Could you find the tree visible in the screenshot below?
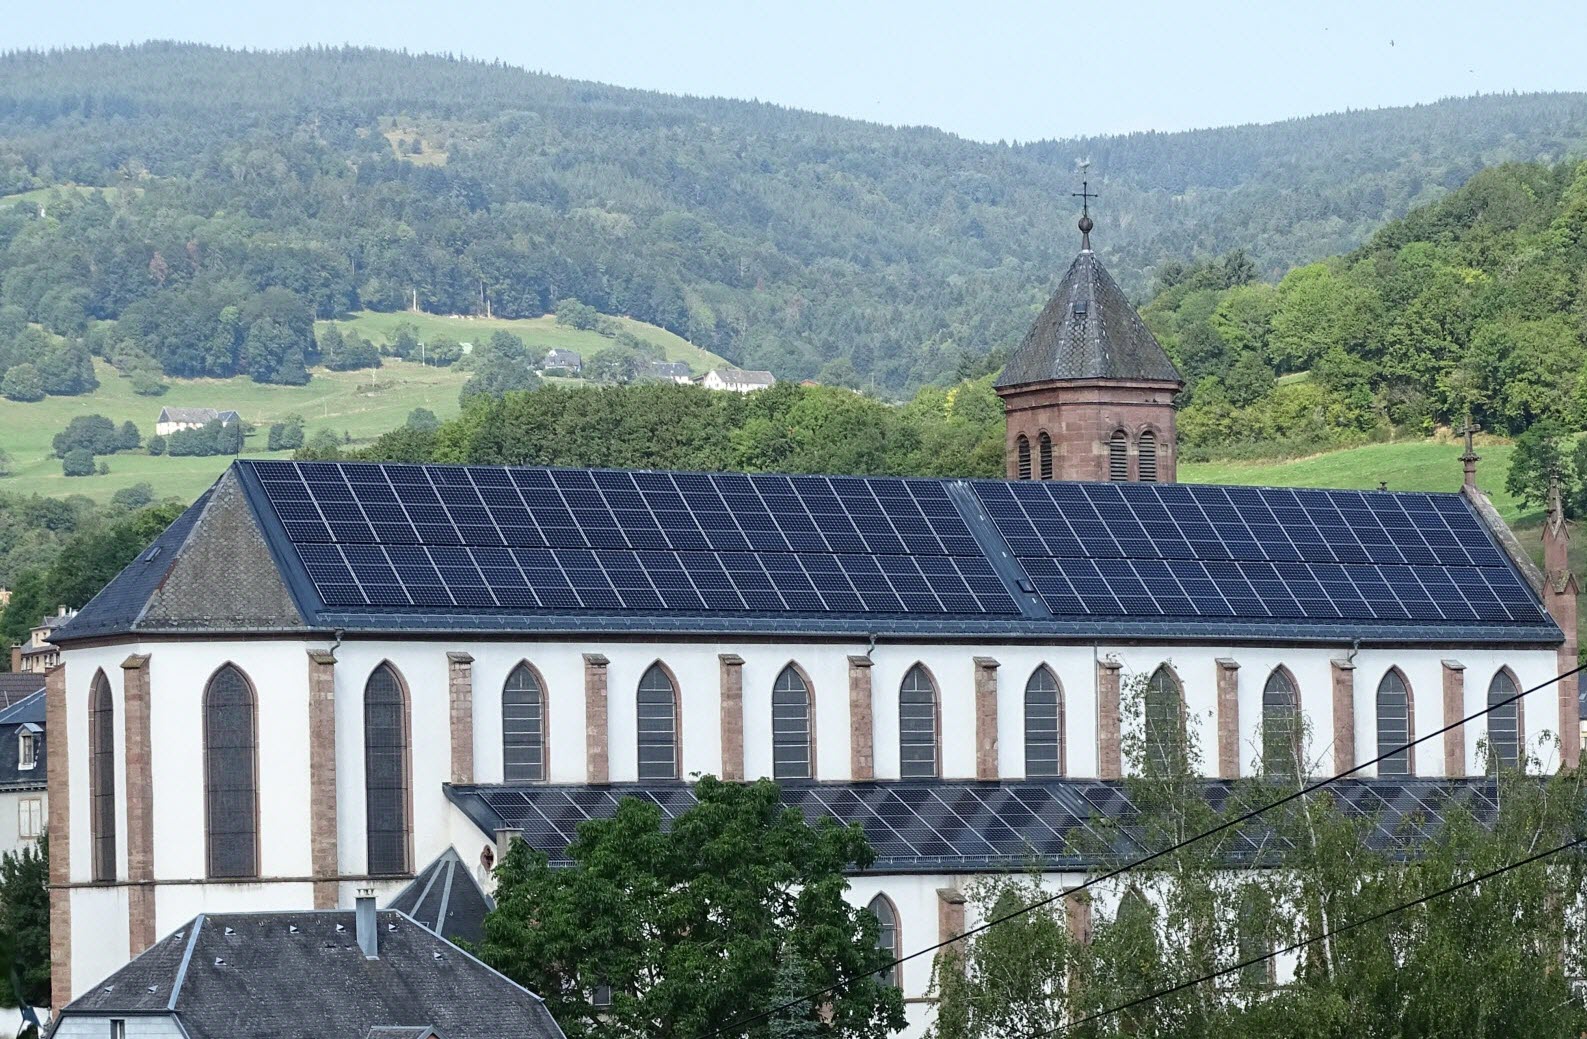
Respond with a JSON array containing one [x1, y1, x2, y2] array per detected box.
[[295, 428, 346, 461], [110, 484, 156, 510], [1, 365, 43, 403], [267, 414, 306, 451], [389, 322, 421, 359], [421, 335, 463, 367], [586, 346, 646, 385], [1505, 420, 1573, 513], [37, 342, 97, 396], [117, 421, 141, 452], [61, 449, 94, 477], [0, 840, 49, 1010], [481, 776, 906, 1039], [52, 415, 121, 458], [460, 344, 542, 403], [554, 297, 600, 331], [406, 408, 439, 431], [147, 435, 166, 456], [216, 419, 243, 455]]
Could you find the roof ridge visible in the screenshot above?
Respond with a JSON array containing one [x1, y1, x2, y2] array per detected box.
[[168, 914, 204, 1010]]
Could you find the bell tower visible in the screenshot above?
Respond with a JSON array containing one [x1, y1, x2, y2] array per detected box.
[[995, 185, 1183, 482]]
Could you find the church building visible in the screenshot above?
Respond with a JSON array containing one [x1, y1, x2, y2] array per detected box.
[[46, 216, 1579, 1036]]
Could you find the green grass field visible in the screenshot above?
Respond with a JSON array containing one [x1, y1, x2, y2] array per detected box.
[[1, 357, 471, 504], [0, 310, 724, 505], [1182, 438, 1526, 523], [321, 311, 727, 374]]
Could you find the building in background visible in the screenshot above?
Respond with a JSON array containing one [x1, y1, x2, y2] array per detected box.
[[154, 408, 241, 438], [0, 688, 45, 859], [10, 606, 75, 674], [700, 367, 776, 392]]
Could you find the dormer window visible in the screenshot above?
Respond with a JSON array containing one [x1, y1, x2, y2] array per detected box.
[[17, 727, 38, 771]]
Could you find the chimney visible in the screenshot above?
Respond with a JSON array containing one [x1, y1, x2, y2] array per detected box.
[[494, 827, 522, 867], [355, 888, 378, 959]]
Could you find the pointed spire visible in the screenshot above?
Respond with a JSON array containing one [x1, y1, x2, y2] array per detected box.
[[1544, 465, 1573, 589]]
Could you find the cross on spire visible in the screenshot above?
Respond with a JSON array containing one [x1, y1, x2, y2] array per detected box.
[[1072, 173, 1098, 251]]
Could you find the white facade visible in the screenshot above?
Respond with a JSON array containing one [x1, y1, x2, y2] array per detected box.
[[56, 632, 1563, 1032]]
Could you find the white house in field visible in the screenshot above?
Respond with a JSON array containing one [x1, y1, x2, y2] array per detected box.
[[700, 367, 776, 392], [45, 220, 1578, 1037], [154, 407, 240, 438]]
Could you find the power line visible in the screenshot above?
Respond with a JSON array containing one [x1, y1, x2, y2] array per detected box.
[[1032, 830, 1587, 1038], [700, 660, 1586, 1039]]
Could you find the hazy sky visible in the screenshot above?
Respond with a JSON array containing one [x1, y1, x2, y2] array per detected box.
[[9, 0, 1587, 142]]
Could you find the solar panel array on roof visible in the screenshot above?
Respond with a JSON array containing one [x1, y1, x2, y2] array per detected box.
[[971, 480, 1546, 627], [231, 459, 1555, 641], [448, 779, 1501, 872], [248, 461, 1019, 616]]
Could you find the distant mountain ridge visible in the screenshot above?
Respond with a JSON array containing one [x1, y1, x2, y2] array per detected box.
[[1, 43, 1586, 389]]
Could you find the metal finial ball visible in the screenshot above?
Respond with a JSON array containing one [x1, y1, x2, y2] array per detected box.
[[1078, 215, 1094, 234]]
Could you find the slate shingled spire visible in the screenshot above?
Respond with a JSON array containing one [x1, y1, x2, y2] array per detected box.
[[995, 195, 1185, 482], [994, 239, 1181, 387]]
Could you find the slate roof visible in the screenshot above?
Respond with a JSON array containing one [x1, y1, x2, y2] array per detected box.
[[158, 407, 240, 424], [386, 847, 493, 947], [0, 674, 45, 710], [996, 249, 1182, 388], [449, 777, 1507, 875], [0, 689, 45, 792], [52, 459, 1561, 647], [55, 910, 564, 1039]]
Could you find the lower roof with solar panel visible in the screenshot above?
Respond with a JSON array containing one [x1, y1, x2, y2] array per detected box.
[[56, 458, 1562, 647], [446, 778, 1502, 874]]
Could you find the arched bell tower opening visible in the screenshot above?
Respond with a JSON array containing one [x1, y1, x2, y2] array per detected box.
[[995, 188, 1183, 483]]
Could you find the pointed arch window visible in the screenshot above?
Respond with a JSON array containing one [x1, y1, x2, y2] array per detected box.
[[868, 895, 900, 987], [1143, 667, 1184, 775], [772, 665, 813, 780], [1236, 886, 1274, 988], [1016, 435, 1032, 480], [1376, 670, 1413, 777], [1109, 430, 1129, 481], [503, 664, 546, 783], [1261, 669, 1301, 778], [1038, 432, 1054, 480], [1487, 670, 1521, 770], [638, 664, 680, 780], [1024, 666, 1064, 777], [89, 671, 116, 883], [364, 663, 411, 876], [1138, 430, 1158, 483], [204, 664, 258, 879], [504, 666, 549, 780], [899, 665, 939, 779]]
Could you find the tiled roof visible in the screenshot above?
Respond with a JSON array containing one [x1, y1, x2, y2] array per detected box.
[[996, 249, 1182, 388], [386, 847, 493, 947], [57, 910, 564, 1039], [448, 778, 1506, 874], [0, 674, 45, 709]]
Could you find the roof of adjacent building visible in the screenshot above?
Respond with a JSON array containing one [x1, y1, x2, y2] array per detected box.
[[707, 367, 776, 387], [385, 847, 493, 947], [647, 361, 692, 378], [158, 407, 240, 424], [996, 248, 1182, 388], [0, 674, 45, 709], [52, 459, 1559, 646], [448, 778, 1506, 875], [543, 349, 581, 364], [0, 689, 45, 793], [54, 910, 563, 1039]]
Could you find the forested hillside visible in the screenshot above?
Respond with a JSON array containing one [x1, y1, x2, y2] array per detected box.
[[3, 44, 1587, 390], [1146, 160, 1587, 461]]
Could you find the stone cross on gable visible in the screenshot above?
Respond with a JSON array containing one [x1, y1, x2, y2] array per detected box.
[[1459, 414, 1481, 488]]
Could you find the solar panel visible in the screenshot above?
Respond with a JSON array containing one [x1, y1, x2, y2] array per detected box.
[[972, 480, 1548, 628], [248, 461, 1019, 617], [455, 778, 1501, 872]]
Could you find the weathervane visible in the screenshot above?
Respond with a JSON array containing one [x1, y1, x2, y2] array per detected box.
[[1072, 161, 1097, 250]]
